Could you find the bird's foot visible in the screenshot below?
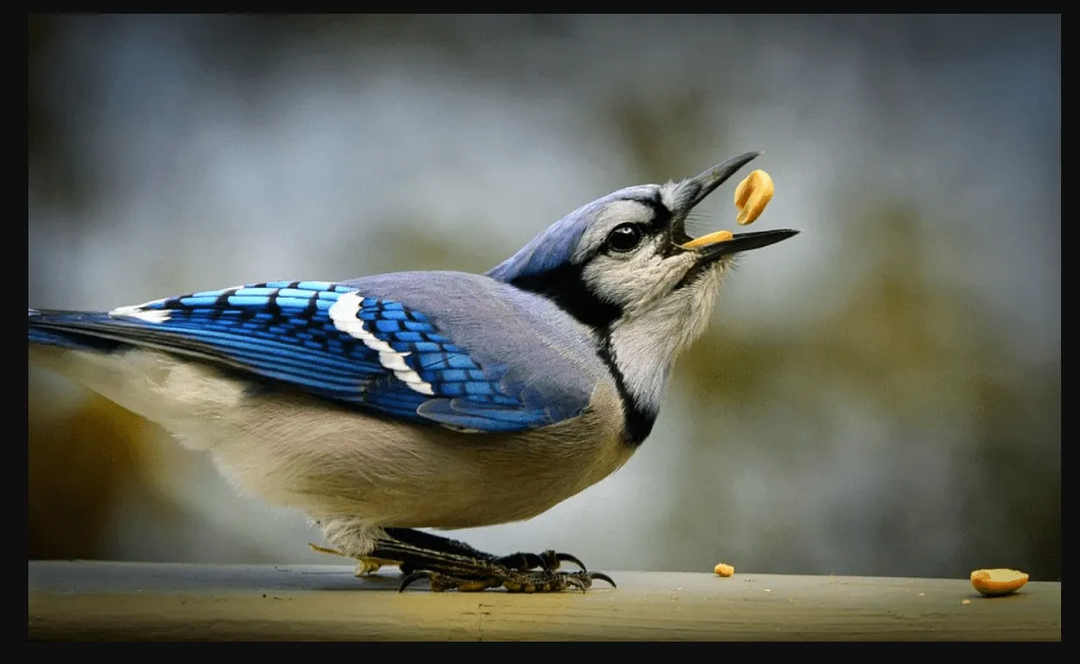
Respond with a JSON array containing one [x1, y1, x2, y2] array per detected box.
[[399, 568, 616, 593], [492, 549, 587, 573], [368, 528, 616, 593]]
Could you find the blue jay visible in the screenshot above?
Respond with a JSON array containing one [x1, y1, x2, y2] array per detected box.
[[28, 152, 797, 593]]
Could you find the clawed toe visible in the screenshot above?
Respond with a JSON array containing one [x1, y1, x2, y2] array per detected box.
[[399, 570, 500, 593], [399, 567, 616, 593], [399, 569, 432, 592], [372, 529, 613, 594], [585, 571, 616, 588], [552, 551, 587, 571], [500, 570, 615, 593], [494, 549, 588, 572]]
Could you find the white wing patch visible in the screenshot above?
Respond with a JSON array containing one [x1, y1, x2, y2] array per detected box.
[[109, 302, 172, 324], [328, 292, 436, 396]]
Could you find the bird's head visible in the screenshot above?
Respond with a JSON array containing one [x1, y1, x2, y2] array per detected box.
[[487, 152, 798, 442]]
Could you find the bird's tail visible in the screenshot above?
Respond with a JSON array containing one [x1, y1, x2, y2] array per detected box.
[[28, 308, 128, 353], [29, 307, 237, 454]]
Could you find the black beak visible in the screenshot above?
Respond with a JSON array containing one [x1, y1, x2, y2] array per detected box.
[[680, 152, 764, 211], [672, 152, 799, 260], [697, 228, 800, 260]]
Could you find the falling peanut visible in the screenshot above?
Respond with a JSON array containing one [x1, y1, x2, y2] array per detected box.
[[970, 568, 1029, 596], [714, 562, 735, 577], [734, 169, 774, 226], [679, 168, 775, 249]]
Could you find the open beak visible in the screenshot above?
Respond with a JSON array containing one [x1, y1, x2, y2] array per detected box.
[[672, 152, 799, 259]]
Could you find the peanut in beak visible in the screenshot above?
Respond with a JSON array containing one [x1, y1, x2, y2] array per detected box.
[[679, 169, 775, 250], [681, 229, 734, 250]]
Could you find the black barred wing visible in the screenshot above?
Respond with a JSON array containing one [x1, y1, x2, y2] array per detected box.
[[28, 280, 586, 432]]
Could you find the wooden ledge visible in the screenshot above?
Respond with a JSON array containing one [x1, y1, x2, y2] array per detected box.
[[28, 561, 1061, 641]]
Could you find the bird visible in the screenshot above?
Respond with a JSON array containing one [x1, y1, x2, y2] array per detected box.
[[28, 151, 798, 593]]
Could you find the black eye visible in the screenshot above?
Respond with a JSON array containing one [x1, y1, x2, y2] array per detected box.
[[606, 224, 643, 253]]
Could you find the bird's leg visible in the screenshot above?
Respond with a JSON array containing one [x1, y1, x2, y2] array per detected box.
[[369, 527, 616, 593]]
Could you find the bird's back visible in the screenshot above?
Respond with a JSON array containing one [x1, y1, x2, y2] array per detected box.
[[342, 270, 612, 411]]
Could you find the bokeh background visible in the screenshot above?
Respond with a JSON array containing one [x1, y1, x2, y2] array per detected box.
[[28, 15, 1060, 581]]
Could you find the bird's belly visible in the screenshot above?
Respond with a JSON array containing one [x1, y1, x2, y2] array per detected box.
[[31, 347, 634, 531], [209, 390, 634, 530]]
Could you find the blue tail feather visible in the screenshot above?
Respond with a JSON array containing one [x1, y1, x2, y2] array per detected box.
[[28, 309, 126, 352]]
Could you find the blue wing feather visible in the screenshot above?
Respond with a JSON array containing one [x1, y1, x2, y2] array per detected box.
[[28, 281, 578, 432]]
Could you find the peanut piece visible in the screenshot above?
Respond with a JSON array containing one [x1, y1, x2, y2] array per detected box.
[[734, 169, 774, 226], [713, 562, 735, 577], [681, 229, 734, 250], [969, 568, 1029, 596]]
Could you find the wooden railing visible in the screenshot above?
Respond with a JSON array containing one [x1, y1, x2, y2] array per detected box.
[[28, 561, 1061, 641]]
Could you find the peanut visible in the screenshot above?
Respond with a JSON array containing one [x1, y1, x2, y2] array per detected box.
[[734, 169, 774, 226], [969, 568, 1029, 596], [713, 562, 735, 577], [681, 229, 734, 250]]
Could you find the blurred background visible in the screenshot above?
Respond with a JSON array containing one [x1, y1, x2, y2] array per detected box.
[[28, 15, 1060, 581]]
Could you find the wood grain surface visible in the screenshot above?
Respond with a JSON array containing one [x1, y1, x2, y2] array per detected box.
[[28, 561, 1061, 641]]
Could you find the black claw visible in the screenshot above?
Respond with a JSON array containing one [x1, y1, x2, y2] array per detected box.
[[521, 554, 544, 568], [587, 572, 616, 588], [556, 552, 587, 571], [399, 568, 615, 594], [496, 552, 544, 571], [374, 530, 610, 593], [399, 570, 433, 592], [495, 549, 588, 572]]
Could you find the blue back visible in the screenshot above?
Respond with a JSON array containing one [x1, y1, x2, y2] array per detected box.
[[29, 273, 606, 433]]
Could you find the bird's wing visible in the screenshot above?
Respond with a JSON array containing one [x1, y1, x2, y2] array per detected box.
[[28, 278, 592, 433]]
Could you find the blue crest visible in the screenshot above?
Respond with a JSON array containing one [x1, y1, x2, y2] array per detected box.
[[485, 186, 652, 283]]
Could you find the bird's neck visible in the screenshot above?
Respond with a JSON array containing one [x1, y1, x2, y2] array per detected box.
[[603, 271, 724, 446]]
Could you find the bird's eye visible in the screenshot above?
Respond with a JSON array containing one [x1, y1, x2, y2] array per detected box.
[[606, 224, 643, 253]]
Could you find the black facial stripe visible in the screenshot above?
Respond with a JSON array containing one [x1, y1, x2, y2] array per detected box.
[[626, 192, 688, 259], [508, 191, 674, 447], [510, 258, 658, 448], [509, 261, 623, 331], [597, 337, 657, 447], [510, 260, 657, 447]]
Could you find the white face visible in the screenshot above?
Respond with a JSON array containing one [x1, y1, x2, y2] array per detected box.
[[575, 194, 728, 319], [578, 201, 688, 315], [574, 192, 731, 414]]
